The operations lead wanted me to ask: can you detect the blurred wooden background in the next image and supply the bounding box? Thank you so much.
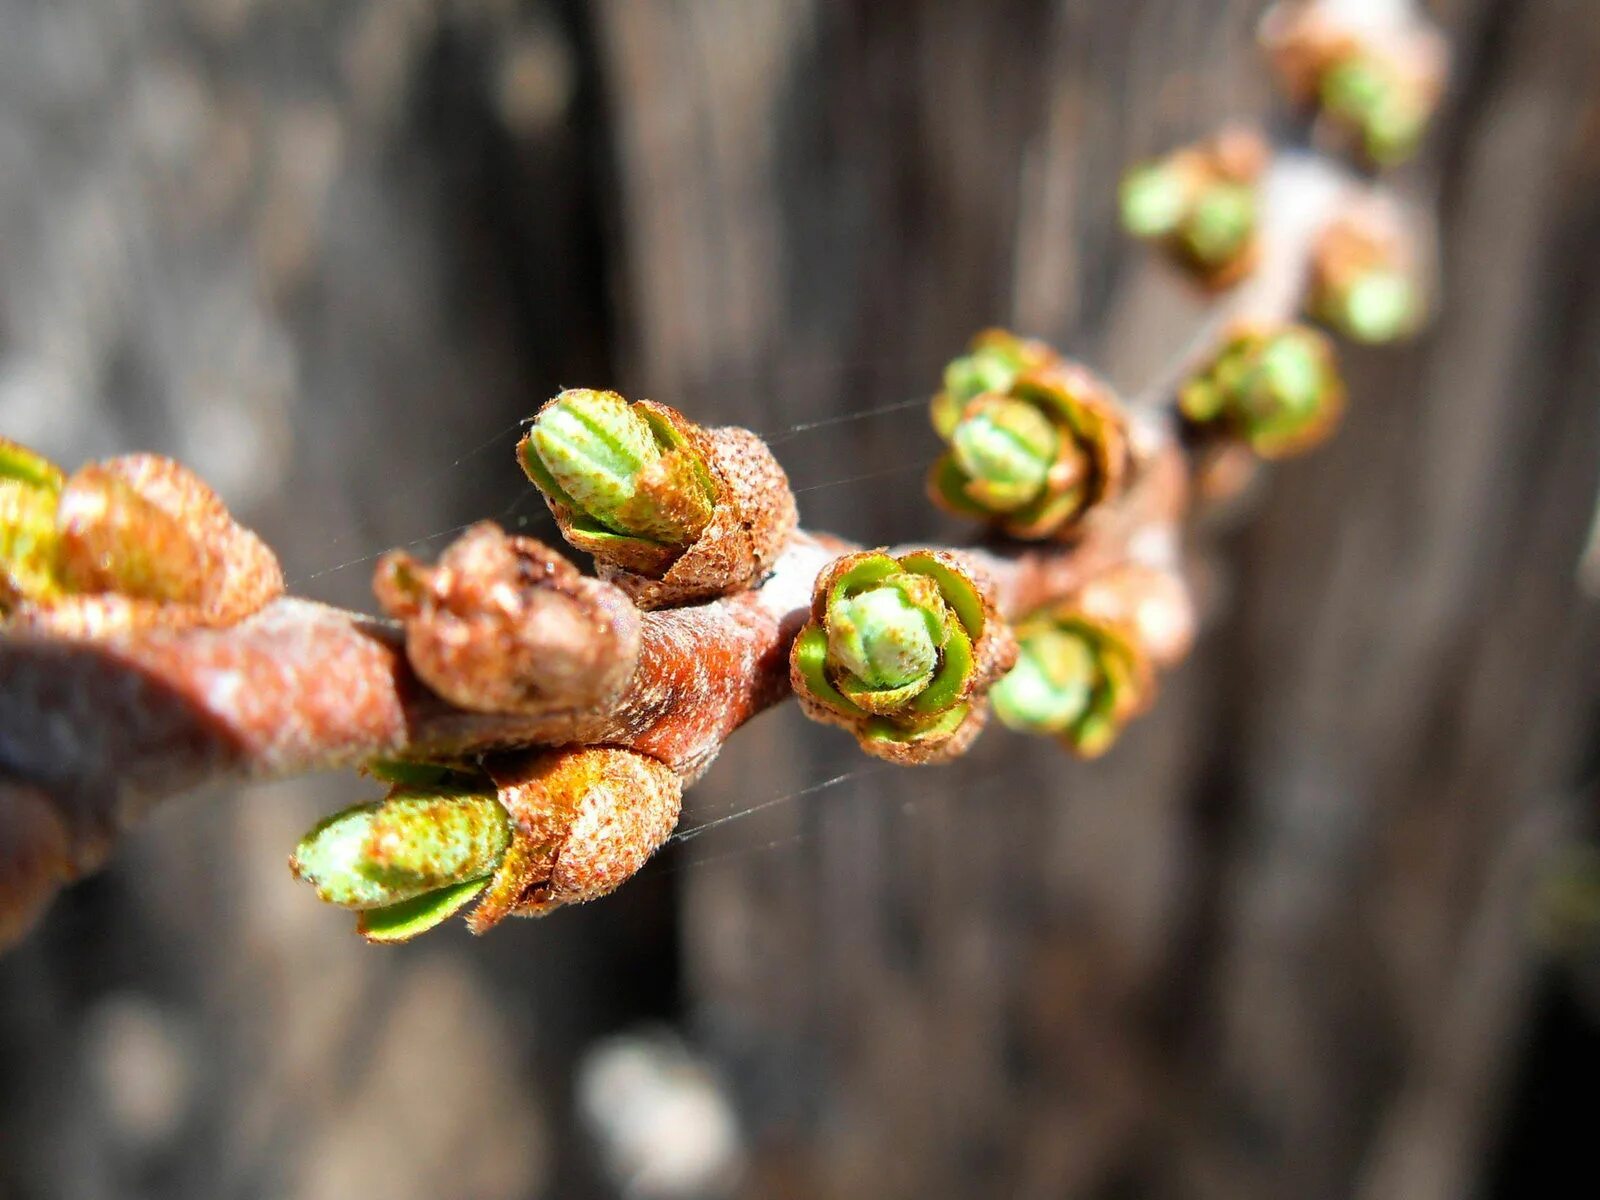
[1,1,1597,1197]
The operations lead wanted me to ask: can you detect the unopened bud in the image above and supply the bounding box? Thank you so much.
[792,549,1016,763]
[929,332,1128,540]
[947,397,1062,513]
[291,779,509,911]
[523,389,715,548]
[993,610,1153,759]
[1180,324,1344,459]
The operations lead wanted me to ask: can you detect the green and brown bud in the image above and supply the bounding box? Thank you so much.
[292,749,684,942]
[519,389,796,608]
[1309,210,1424,344]
[523,389,715,550]
[1179,323,1344,459]
[790,549,1017,764]
[1260,2,1447,167]
[929,331,1129,541]
[0,441,282,633]
[992,608,1155,759]
[1119,127,1268,288]
[291,764,510,915]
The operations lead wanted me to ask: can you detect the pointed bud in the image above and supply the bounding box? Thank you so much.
[519,390,796,608]
[468,747,682,931]
[291,749,685,942]
[791,549,1017,764]
[523,389,715,548]
[1180,323,1344,459]
[993,609,1155,759]
[290,772,510,912]
[929,332,1128,541]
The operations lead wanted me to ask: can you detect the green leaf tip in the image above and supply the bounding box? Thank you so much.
[948,398,1059,512]
[358,877,492,944]
[290,784,509,915]
[521,389,715,547]
[827,579,943,691]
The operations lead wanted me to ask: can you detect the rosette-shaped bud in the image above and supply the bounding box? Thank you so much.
[519,389,797,608]
[790,549,1017,764]
[1309,209,1424,344]
[291,749,682,942]
[1179,323,1344,459]
[374,522,641,716]
[1260,2,1448,167]
[0,439,283,635]
[928,331,1129,541]
[1119,127,1269,288]
[992,608,1155,760]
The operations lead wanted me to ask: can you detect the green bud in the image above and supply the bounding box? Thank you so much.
[1338,270,1417,343]
[0,440,65,610]
[524,389,714,546]
[1321,56,1390,120]
[1181,325,1341,457]
[1245,331,1323,420]
[991,627,1095,733]
[0,440,65,492]
[948,398,1059,512]
[827,580,941,690]
[993,615,1150,758]
[795,550,988,742]
[1120,165,1189,239]
[1321,56,1426,165]
[943,344,1024,408]
[1180,182,1256,268]
[291,785,510,911]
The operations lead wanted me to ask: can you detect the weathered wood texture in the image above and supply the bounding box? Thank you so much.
[0,1,1596,1198]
